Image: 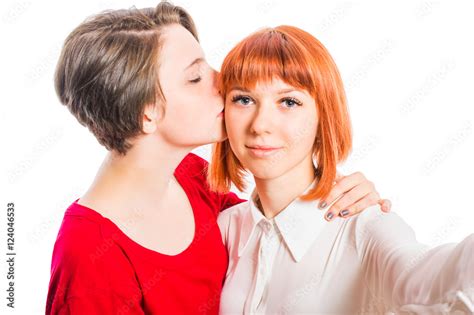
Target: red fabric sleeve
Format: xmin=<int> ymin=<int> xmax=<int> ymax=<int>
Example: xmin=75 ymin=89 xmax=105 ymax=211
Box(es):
xmin=46 ymin=217 xmax=144 ymax=314
xmin=177 ymin=153 xmax=246 ymax=216
xmin=50 ymin=293 xmax=145 ymax=315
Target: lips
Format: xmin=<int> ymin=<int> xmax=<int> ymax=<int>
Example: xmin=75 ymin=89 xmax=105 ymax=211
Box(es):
xmin=245 ymin=145 xmax=282 ymax=158
xmin=246 ymin=145 xmax=280 ymax=150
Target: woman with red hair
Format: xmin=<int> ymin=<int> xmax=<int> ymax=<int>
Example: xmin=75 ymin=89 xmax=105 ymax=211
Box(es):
xmin=46 ymin=3 xmax=392 ymax=314
xmin=212 ymin=25 xmax=474 ymax=314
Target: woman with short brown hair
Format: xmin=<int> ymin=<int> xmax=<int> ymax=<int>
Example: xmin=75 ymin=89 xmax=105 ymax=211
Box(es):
xmin=47 ymin=3 xmax=391 ymax=314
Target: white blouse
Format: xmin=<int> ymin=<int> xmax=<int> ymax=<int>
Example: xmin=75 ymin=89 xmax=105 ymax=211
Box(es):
xmin=217 ymin=180 xmax=474 ymax=314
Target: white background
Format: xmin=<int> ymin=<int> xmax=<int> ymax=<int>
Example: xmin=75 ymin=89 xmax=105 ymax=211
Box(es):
xmin=1 ymin=0 xmax=473 ymax=313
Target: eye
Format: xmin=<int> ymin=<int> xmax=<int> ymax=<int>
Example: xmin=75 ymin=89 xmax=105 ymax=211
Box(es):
xmin=189 ymin=77 xmax=202 ymax=84
xmin=281 ymin=97 xmax=302 ymax=108
xmin=231 ymin=95 xmax=254 ymax=106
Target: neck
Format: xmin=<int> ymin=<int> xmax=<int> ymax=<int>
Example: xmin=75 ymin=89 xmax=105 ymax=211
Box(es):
xmin=81 ymin=135 xmax=193 ymax=212
xmin=254 ymin=155 xmax=316 ymax=219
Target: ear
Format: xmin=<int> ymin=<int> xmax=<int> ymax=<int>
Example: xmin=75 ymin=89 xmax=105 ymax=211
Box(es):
xmin=142 ymin=103 xmax=163 ymax=134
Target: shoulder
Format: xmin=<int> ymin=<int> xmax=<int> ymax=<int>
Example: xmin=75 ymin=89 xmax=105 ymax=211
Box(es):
xmin=48 ymin=203 xmax=140 ymax=309
xmin=174 ymin=152 xmax=212 ymax=192
xmin=349 ymin=205 xmax=419 ymax=250
xmin=51 ymin=203 xmax=133 ymax=279
xmin=175 ymin=152 xmax=208 ymax=179
xmin=55 ymin=203 xmax=112 ymax=255
xmin=47 ymin=201 xmax=144 ymax=313
xmin=217 ymin=201 xmax=250 ymax=239
xmin=351 ymin=205 xmax=413 ymax=233
xmin=218 ymin=201 xmax=249 ymax=224
xmin=55 ymin=209 xmax=104 ymax=257
xmin=350 ymin=205 xmax=388 ymax=229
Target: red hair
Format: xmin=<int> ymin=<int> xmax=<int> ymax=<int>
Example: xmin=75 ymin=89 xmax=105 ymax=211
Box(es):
xmin=208 ymin=25 xmax=352 ymax=201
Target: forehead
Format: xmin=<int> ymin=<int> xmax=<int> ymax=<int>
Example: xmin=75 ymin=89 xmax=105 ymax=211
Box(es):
xmin=159 ymin=24 xmax=203 ymax=70
xmin=254 ymin=78 xmax=295 ymax=91
xmin=230 ymin=77 xmax=310 ymax=96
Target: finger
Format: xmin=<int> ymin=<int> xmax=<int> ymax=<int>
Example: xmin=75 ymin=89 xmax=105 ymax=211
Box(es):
xmin=324 ymin=182 xmax=378 ymax=221
xmin=378 ymin=199 xmax=392 ymax=213
xmin=334 ymin=192 xmax=383 ymax=219
xmin=318 ymin=172 xmax=366 ymax=209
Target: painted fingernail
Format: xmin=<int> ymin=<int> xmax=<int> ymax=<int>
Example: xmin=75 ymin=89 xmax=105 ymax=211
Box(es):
xmin=340 ymin=210 xmax=349 ymax=217
xmin=326 ymin=212 xmax=334 ymax=220
xmin=319 ymin=201 xmax=327 ymax=209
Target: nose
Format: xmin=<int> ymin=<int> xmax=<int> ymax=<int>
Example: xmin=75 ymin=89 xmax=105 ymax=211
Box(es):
xmin=249 ymin=104 xmax=273 ymax=135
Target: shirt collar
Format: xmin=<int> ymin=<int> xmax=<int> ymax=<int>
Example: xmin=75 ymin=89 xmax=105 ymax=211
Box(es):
xmin=237 ymin=179 xmax=329 ymax=262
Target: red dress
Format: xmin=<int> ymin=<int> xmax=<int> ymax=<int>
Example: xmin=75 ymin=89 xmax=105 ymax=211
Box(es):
xmin=46 ymin=153 xmax=245 ymax=314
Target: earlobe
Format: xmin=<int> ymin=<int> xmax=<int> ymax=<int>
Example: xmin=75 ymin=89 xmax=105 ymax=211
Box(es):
xmin=142 ymin=103 xmax=162 ymax=134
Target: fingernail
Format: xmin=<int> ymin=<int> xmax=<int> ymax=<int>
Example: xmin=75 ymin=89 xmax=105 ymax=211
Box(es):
xmin=319 ymin=201 xmax=327 ymax=209
xmin=340 ymin=210 xmax=349 ymax=217
xmin=326 ymin=212 xmax=333 ymax=220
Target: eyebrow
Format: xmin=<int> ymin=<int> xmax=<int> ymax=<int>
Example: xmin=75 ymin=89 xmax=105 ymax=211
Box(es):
xmin=230 ymin=87 xmax=302 ymax=94
xmin=277 ymin=88 xmax=300 ymax=94
xmin=184 ymin=57 xmax=204 ymax=71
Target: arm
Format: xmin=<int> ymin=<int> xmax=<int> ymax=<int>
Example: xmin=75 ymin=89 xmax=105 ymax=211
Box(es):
xmin=48 ymin=292 xmax=146 ymax=315
xmin=355 ymin=207 xmax=474 ymax=313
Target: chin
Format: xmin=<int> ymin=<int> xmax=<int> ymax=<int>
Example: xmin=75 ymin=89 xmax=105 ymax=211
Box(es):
xmin=213 ymin=130 xmax=227 ymax=143
xmin=245 ymin=161 xmax=283 ymax=180
xmin=252 ymin=171 xmax=282 ymax=181
xmin=202 ymin=124 xmax=226 ymax=144
xmin=215 ymin=130 xmax=228 ymax=142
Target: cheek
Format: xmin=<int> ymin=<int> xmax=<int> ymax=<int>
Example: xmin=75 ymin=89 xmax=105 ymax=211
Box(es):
xmin=224 ymin=109 xmax=248 ymax=152
xmin=224 ymin=108 xmax=244 ymax=135
xmin=161 ymin=95 xmax=204 ymax=139
xmin=171 ymin=93 xmax=206 ymax=122
xmin=168 ymin=101 xmax=193 ymax=125
xmin=282 ymin=114 xmax=318 ymax=154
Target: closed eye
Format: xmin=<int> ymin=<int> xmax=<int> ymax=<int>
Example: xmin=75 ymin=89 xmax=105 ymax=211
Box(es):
xmin=189 ymin=77 xmax=202 ymax=84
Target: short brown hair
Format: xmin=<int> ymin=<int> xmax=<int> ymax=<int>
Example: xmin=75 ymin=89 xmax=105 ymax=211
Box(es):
xmin=54 ymin=1 xmax=198 ymax=154
xmin=208 ymin=26 xmax=352 ymax=201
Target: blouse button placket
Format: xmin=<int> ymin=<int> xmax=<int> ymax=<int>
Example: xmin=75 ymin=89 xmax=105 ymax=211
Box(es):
xmin=252 ymin=220 xmax=278 ymax=313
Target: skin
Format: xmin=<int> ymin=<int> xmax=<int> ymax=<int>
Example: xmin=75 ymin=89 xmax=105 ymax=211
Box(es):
xmin=78 ymin=24 xmax=390 ymax=256
xmin=78 ymin=24 xmax=225 ymax=254
xmin=225 ymin=79 xmax=319 ymax=218
xmin=224 ymin=77 xmax=373 ymax=220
